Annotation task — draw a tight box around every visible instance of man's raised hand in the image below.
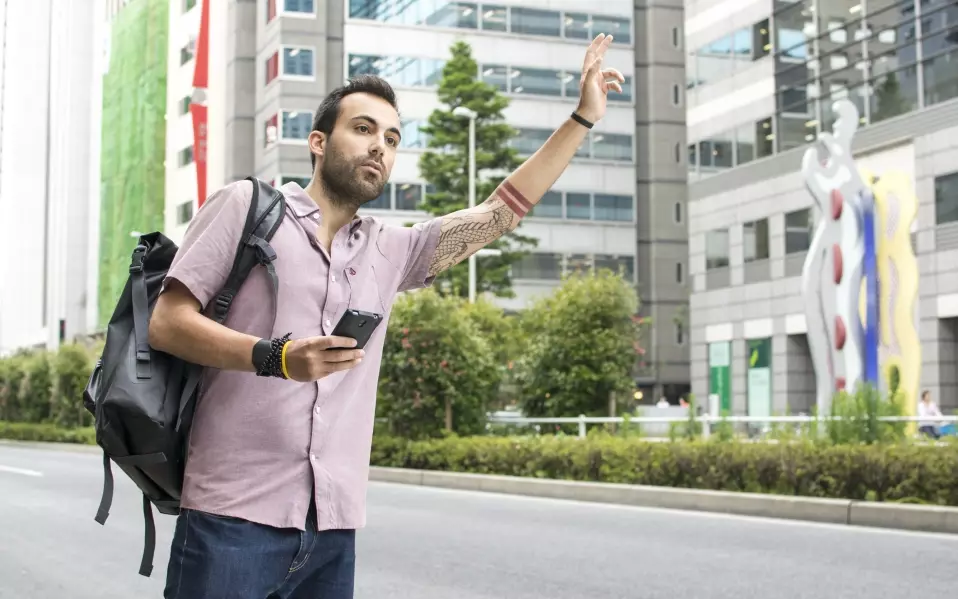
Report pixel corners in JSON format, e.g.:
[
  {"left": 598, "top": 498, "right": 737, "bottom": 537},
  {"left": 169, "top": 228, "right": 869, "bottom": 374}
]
[{"left": 576, "top": 33, "right": 626, "bottom": 124}]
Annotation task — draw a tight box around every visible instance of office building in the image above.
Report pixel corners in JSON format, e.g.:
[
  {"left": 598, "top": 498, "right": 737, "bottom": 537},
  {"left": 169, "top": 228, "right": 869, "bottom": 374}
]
[
  {"left": 0, "top": 0, "right": 103, "bottom": 355},
  {"left": 159, "top": 0, "right": 691, "bottom": 399},
  {"left": 685, "top": 0, "right": 958, "bottom": 414}
]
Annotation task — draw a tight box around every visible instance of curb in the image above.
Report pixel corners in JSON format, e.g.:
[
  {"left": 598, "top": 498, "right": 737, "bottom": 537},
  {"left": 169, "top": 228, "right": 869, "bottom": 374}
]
[{"left": 369, "top": 467, "right": 958, "bottom": 535}]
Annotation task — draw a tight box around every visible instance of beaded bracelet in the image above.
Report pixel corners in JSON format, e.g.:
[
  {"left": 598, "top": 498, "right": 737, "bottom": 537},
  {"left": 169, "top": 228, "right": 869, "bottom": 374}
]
[{"left": 255, "top": 333, "right": 292, "bottom": 379}]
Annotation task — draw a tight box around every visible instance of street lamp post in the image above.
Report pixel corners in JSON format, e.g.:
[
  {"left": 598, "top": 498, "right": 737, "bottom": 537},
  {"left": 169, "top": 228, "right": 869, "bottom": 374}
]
[{"left": 452, "top": 106, "right": 478, "bottom": 303}]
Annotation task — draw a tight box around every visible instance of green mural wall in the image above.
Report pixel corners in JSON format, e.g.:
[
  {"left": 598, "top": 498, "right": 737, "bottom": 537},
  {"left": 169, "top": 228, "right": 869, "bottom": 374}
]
[{"left": 98, "top": 0, "right": 169, "bottom": 327}]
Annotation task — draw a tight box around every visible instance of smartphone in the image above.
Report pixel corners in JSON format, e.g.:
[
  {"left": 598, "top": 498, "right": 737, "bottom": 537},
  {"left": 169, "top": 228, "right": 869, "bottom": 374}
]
[{"left": 329, "top": 309, "right": 383, "bottom": 350}]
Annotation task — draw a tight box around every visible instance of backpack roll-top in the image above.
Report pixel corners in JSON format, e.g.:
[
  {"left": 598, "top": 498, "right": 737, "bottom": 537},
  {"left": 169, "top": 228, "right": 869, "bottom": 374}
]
[{"left": 82, "top": 177, "right": 286, "bottom": 577}]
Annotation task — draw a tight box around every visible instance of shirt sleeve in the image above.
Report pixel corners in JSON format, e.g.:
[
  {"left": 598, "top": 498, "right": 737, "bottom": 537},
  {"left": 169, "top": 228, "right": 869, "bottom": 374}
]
[
  {"left": 377, "top": 217, "right": 442, "bottom": 292},
  {"left": 162, "top": 180, "right": 253, "bottom": 309}
]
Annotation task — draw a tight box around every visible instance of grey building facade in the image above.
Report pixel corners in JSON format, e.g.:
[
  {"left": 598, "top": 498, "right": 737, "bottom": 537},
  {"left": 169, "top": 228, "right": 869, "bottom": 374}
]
[
  {"left": 634, "top": 0, "right": 691, "bottom": 399},
  {"left": 686, "top": 0, "right": 958, "bottom": 415}
]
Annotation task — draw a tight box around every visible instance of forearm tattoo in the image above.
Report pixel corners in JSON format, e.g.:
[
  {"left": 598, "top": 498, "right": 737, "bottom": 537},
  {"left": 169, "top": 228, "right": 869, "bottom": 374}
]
[{"left": 428, "top": 182, "right": 532, "bottom": 276}]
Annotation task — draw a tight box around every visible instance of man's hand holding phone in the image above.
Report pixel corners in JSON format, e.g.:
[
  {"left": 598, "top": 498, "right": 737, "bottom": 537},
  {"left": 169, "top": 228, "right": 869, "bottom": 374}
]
[{"left": 283, "top": 336, "right": 365, "bottom": 382}]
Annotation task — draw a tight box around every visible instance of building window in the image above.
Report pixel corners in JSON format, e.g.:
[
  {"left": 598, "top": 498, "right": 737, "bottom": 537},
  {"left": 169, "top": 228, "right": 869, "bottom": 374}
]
[
  {"left": 672, "top": 84, "right": 681, "bottom": 106},
  {"left": 744, "top": 218, "right": 770, "bottom": 261},
  {"left": 674, "top": 142, "right": 681, "bottom": 163},
  {"left": 509, "top": 7, "right": 561, "bottom": 37},
  {"left": 674, "top": 202, "right": 682, "bottom": 224},
  {"left": 178, "top": 146, "right": 194, "bottom": 167},
  {"left": 184, "top": 0, "right": 197, "bottom": 12},
  {"left": 592, "top": 133, "right": 633, "bottom": 161},
  {"left": 282, "top": 0, "right": 314, "bottom": 15},
  {"left": 935, "top": 172, "right": 958, "bottom": 225},
  {"left": 348, "top": 54, "right": 445, "bottom": 87},
  {"left": 395, "top": 183, "right": 422, "bottom": 211},
  {"left": 785, "top": 208, "right": 813, "bottom": 253},
  {"left": 513, "top": 252, "right": 563, "bottom": 280},
  {"left": 675, "top": 322, "right": 685, "bottom": 345},
  {"left": 267, "top": 0, "right": 276, "bottom": 22},
  {"left": 594, "top": 254, "right": 635, "bottom": 282},
  {"left": 672, "top": 26, "right": 681, "bottom": 48},
  {"left": 591, "top": 16, "right": 632, "bottom": 44},
  {"left": 400, "top": 120, "right": 429, "bottom": 148},
  {"left": 481, "top": 5, "right": 507, "bottom": 31},
  {"left": 594, "top": 194, "right": 634, "bottom": 222},
  {"left": 265, "top": 51, "right": 279, "bottom": 85},
  {"left": 676, "top": 261, "right": 684, "bottom": 283},
  {"left": 180, "top": 38, "right": 195, "bottom": 65},
  {"left": 530, "top": 191, "right": 562, "bottom": 218},
  {"left": 565, "top": 192, "right": 591, "bottom": 220},
  {"left": 282, "top": 111, "right": 312, "bottom": 140},
  {"left": 177, "top": 200, "right": 194, "bottom": 225},
  {"left": 180, "top": 95, "right": 192, "bottom": 115},
  {"left": 510, "top": 67, "right": 562, "bottom": 96},
  {"left": 706, "top": 229, "right": 730, "bottom": 269},
  {"left": 283, "top": 47, "right": 315, "bottom": 78}
]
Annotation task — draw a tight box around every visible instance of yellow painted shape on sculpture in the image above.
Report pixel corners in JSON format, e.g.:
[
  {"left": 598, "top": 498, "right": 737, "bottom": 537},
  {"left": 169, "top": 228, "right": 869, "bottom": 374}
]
[{"left": 858, "top": 167, "right": 921, "bottom": 420}]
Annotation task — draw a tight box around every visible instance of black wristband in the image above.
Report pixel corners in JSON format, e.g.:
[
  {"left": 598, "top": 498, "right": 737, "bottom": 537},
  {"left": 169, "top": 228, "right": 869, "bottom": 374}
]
[
  {"left": 255, "top": 333, "right": 292, "bottom": 379},
  {"left": 570, "top": 111, "right": 594, "bottom": 129},
  {"left": 251, "top": 339, "right": 272, "bottom": 372}
]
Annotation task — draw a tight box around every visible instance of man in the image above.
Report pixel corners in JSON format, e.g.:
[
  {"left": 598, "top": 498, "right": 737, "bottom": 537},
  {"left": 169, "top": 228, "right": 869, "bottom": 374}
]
[
  {"left": 917, "top": 389, "right": 942, "bottom": 439},
  {"left": 149, "top": 34, "right": 623, "bottom": 598}
]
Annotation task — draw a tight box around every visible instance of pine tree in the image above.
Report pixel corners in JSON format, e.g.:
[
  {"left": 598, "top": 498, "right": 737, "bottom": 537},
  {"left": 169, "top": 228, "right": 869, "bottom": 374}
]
[{"left": 417, "top": 41, "right": 537, "bottom": 299}]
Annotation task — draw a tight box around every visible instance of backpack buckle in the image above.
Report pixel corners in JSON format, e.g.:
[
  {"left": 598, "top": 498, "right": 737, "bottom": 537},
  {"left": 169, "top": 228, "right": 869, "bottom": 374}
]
[{"left": 129, "top": 245, "right": 147, "bottom": 274}]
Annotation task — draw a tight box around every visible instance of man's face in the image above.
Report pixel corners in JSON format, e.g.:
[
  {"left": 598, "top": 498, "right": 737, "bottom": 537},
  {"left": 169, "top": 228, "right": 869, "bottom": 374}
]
[{"left": 311, "top": 92, "right": 401, "bottom": 211}]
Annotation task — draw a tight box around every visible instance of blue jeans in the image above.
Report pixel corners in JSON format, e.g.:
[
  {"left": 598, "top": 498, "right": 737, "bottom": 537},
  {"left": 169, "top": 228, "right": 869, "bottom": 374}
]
[{"left": 163, "top": 503, "right": 355, "bottom": 599}]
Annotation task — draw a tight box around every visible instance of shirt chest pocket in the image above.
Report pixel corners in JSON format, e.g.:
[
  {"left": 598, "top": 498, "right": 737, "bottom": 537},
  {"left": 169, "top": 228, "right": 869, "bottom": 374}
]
[{"left": 343, "top": 263, "right": 386, "bottom": 316}]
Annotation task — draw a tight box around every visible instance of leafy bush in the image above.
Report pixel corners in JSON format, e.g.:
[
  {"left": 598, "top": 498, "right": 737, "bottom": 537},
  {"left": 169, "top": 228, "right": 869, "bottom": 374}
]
[
  {"left": 0, "top": 343, "right": 97, "bottom": 428},
  {"left": 825, "top": 383, "right": 907, "bottom": 445},
  {"left": 0, "top": 422, "right": 96, "bottom": 444},
  {"left": 377, "top": 289, "right": 499, "bottom": 439},
  {"left": 370, "top": 433, "right": 958, "bottom": 506},
  {"left": 516, "top": 270, "right": 644, "bottom": 418}
]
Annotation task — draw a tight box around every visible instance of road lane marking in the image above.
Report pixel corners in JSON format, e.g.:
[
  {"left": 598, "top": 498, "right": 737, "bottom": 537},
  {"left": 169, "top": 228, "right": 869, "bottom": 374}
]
[{"left": 0, "top": 464, "right": 43, "bottom": 477}]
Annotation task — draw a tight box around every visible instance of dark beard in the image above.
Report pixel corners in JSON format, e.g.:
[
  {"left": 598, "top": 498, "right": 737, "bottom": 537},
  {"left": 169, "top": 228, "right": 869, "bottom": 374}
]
[{"left": 319, "top": 143, "right": 386, "bottom": 211}]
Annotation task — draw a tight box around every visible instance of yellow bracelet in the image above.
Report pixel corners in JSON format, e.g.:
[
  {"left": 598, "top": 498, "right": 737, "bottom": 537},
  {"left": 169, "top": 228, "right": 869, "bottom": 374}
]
[{"left": 280, "top": 341, "right": 291, "bottom": 380}]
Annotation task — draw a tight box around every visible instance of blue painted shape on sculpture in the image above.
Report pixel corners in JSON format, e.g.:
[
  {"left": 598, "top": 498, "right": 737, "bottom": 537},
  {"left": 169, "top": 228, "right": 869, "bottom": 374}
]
[{"left": 861, "top": 189, "right": 880, "bottom": 385}]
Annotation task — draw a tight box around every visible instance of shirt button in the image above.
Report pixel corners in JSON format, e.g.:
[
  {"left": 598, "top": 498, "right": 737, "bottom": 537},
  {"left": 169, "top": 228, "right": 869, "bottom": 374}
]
[
  {"left": 331, "top": 275, "right": 336, "bottom": 282},
  {"left": 314, "top": 406, "right": 321, "bottom": 415},
  {"left": 310, "top": 453, "right": 316, "bottom": 461},
  {"left": 312, "top": 214, "right": 319, "bottom": 220},
  {"left": 324, "top": 319, "right": 331, "bottom": 327}
]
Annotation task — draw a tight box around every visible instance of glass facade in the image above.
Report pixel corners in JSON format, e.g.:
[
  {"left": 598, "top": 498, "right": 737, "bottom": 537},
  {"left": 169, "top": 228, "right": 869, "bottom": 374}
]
[
  {"left": 689, "top": 0, "right": 958, "bottom": 176},
  {"left": 350, "top": 54, "right": 632, "bottom": 102},
  {"left": 512, "top": 252, "right": 636, "bottom": 282},
  {"left": 348, "top": 1, "right": 631, "bottom": 43},
  {"left": 513, "top": 127, "right": 633, "bottom": 162}
]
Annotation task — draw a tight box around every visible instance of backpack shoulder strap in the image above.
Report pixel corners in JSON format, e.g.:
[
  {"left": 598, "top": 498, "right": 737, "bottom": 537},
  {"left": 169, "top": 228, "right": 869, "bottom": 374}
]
[
  {"left": 210, "top": 177, "right": 286, "bottom": 327},
  {"left": 174, "top": 178, "right": 287, "bottom": 434}
]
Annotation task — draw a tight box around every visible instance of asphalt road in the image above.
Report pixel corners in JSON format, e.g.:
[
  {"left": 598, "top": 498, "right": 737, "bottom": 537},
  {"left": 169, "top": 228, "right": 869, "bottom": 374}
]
[{"left": 1, "top": 443, "right": 957, "bottom": 599}]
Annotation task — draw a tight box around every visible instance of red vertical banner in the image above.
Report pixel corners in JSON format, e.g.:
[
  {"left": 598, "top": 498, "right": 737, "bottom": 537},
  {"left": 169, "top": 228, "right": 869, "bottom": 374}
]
[
  {"left": 191, "top": 0, "right": 210, "bottom": 207},
  {"left": 191, "top": 104, "right": 208, "bottom": 208}
]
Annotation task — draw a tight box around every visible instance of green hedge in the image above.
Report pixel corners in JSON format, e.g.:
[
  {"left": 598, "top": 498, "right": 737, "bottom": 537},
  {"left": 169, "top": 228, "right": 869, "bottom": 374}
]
[
  {"left": 371, "top": 433, "right": 958, "bottom": 506},
  {"left": 0, "top": 422, "right": 96, "bottom": 445}
]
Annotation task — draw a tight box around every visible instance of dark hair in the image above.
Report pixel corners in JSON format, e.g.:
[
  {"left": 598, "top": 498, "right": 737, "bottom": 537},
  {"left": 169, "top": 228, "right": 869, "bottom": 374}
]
[
  {"left": 922, "top": 389, "right": 930, "bottom": 398},
  {"left": 310, "top": 75, "right": 398, "bottom": 170}
]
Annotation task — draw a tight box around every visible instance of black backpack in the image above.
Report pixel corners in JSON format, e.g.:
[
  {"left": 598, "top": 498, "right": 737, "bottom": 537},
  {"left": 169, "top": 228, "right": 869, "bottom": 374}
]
[{"left": 82, "top": 177, "right": 286, "bottom": 577}]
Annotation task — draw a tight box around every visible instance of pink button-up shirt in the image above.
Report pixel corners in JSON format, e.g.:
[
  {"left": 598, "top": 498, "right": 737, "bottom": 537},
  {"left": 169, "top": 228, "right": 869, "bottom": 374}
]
[{"left": 163, "top": 180, "right": 441, "bottom": 531}]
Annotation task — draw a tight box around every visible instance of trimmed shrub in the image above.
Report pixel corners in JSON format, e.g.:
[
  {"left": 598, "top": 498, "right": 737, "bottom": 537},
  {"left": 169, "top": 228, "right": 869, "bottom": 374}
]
[{"left": 370, "top": 433, "right": 958, "bottom": 506}]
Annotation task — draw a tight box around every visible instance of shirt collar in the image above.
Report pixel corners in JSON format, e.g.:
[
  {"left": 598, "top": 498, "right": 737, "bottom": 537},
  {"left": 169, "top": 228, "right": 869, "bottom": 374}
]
[{"left": 281, "top": 182, "right": 364, "bottom": 232}]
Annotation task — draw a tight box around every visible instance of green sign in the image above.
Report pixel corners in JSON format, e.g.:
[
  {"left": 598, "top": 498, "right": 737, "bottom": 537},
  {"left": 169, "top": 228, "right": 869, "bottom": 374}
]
[
  {"left": 708, "top": 342, "right": 731, "bottom": 414},
  {"left": 746, "top": 338, "right": 772, "bottom": 418}
]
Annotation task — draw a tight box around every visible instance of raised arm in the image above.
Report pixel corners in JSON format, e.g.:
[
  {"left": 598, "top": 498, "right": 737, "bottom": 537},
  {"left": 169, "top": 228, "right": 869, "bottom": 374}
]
[{"left": 427, "top": 33, "right": 624, "bottom": 277}]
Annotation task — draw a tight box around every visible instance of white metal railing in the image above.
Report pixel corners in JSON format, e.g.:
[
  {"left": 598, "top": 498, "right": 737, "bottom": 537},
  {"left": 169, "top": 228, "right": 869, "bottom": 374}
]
[{"left": 485, "top": 414, "right": 958, "bottom": 439}]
